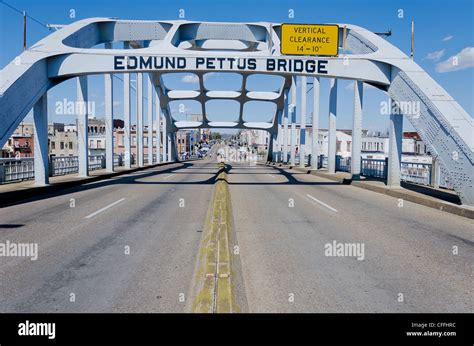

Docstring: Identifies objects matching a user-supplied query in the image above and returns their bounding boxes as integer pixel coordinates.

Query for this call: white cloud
[435,47,474,73]
[181,74,199,83]
[424,49,445,61]
[442,35,454,42]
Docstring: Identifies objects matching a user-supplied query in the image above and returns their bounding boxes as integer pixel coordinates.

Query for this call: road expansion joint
[189,163,247,313]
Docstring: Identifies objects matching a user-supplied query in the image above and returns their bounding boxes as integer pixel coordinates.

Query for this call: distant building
[64,124,77,132]
[403,132,429,155]
[49,122,77,157]
[4,133,34,158]
[278,126,354,158]
[2,122,34,158]
[254,126,431,161]
[49,131,77,157]
[114,121,164,160]
[87,118,106,155]
[361,134,389,158]
[199,128,212,143]
[177,131,189,154]
[176,129,210,155]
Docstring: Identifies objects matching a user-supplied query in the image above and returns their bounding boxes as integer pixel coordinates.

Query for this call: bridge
[1,17,473,204]
[0,18,472,314]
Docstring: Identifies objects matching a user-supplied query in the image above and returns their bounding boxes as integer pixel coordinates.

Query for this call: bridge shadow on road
[0,162,218,208]
[1,161,343,208]
[225,163,341,186]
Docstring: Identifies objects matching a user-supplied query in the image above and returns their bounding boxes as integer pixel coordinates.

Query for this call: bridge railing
[295,155,310,166]
[144,154,161,165]
[336,156,351,172]
[400,162,432,186]
[0,158,35,183]
[113,154,123,167]
[0,154,451,190]
[89,155,106,171]
[0,154,123,183]
[51,156,79,176]
[360,158,387,179]
[273,153,449,189]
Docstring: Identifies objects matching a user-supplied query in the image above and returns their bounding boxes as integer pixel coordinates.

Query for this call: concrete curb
[0,161,183,208]
[267,162,474,220]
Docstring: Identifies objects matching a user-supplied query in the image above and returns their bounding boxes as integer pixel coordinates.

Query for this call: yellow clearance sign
[281,24,339,56]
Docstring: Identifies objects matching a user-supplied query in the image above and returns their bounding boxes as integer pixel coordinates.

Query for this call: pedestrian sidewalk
[269,162,474,219]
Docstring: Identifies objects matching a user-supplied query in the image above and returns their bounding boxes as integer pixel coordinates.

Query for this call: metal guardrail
[295,155,310,166]
[401,162,432,186]
[113,154,122,167]
[0,154,116,183]
[316,156,442,187]
[51,156,79,176]
[361,158,387,179]
[318,155,328,169]
[0,153,449,190]
[143,154,159,165]
[0,158,34,183]
[89,155,105,171]
[337,156,351,172]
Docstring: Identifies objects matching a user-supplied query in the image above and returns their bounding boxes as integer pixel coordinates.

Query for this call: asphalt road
[0,159,219,312]
[227,161,473,313]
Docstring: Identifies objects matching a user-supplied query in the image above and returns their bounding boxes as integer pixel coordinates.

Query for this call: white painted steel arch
[0,18,472,204]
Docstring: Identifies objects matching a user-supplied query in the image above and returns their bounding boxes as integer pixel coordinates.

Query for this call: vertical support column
[311,77,320,170]
[290,76,297,166]
[172,132,178,161]
[282,89,289,163]
[267,133,274,162]
[104,42,114,173]
[167,131,172,162]
[155,86,162,164]
[351,81,363,179]
[162,115,167,162]
[387,105,403,187]
[137,73,144,167]
[327,78,338,173]
[123,42,131,169]
[431,156,440,188]
[276,115,282,162]
[33,94,49,185]
[299,76,307,168]
[77,76,89,177]
[147,74,154,165]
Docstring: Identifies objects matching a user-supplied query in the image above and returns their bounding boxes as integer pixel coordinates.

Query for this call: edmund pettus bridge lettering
[113,56,329,74]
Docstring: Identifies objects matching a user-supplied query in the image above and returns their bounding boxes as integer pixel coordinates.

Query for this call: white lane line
[162,174,175,180]
[85,198,126,219]
[305,194,338,213]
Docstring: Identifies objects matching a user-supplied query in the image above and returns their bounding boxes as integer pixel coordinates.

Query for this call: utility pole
[410,19,415,60]
[23,11,26,50]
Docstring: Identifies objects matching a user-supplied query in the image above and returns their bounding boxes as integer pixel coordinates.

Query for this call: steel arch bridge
[0,18,473,205]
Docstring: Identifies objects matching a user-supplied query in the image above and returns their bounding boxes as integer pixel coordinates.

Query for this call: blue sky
[1,0,472,133]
